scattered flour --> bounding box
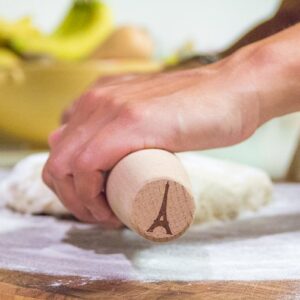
[0,210,32,233]
[0,184,299,282]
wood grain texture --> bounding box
[107,149,195,242]
[133,180,194,241]
[0,269,300,300]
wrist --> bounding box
[229,25,300,125]
[215,45,263,141]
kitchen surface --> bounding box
[0,1,299,299]
[0,184,299,299]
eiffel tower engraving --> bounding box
[146,181,173,235]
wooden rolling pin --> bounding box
[106,149,195,242]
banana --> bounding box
[10,0,113,61]
[0,17,40,46]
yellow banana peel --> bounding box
[10,0,114,61]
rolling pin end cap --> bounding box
[131,179,195,242]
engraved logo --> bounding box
[146,181,173,235]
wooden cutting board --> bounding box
[0,184,300,299]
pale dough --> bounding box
[0,152,272,223]
[177,152,273,223]
[0,153,68,215]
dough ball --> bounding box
[0,153,68,215]
[177,152,273,223]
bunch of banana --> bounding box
[0,17,38,69]
[0,0,113,62]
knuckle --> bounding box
[105,95,123,110]
[119,102,147,125]
[71,152,93,173]
[47,131,56,147]
[73,125,87,138]
[79,90,99,107]
[48,127,64,148]
[80,88,120,110]
[41,166,51,187]
[46,158,67,179]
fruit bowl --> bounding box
[0,60,160,146]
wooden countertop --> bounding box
[0,269,300,299]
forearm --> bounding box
[224,23,300,125]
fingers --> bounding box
[61,98,81,124]
[53,118,140,225]
[48,125,67,149]
[42,164,55,191]
[70,119,142,174]
[59,71,187,128]
[52,175,98,223]
[73,171,122,228]
[44,94,119,226]
[43,154,122,226]
[44,117,127,227]
[60,75,136,126]
[67,74,142,125]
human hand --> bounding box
[42,53,263,227]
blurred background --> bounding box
[0,0,280,55]
[0,0,299,181]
